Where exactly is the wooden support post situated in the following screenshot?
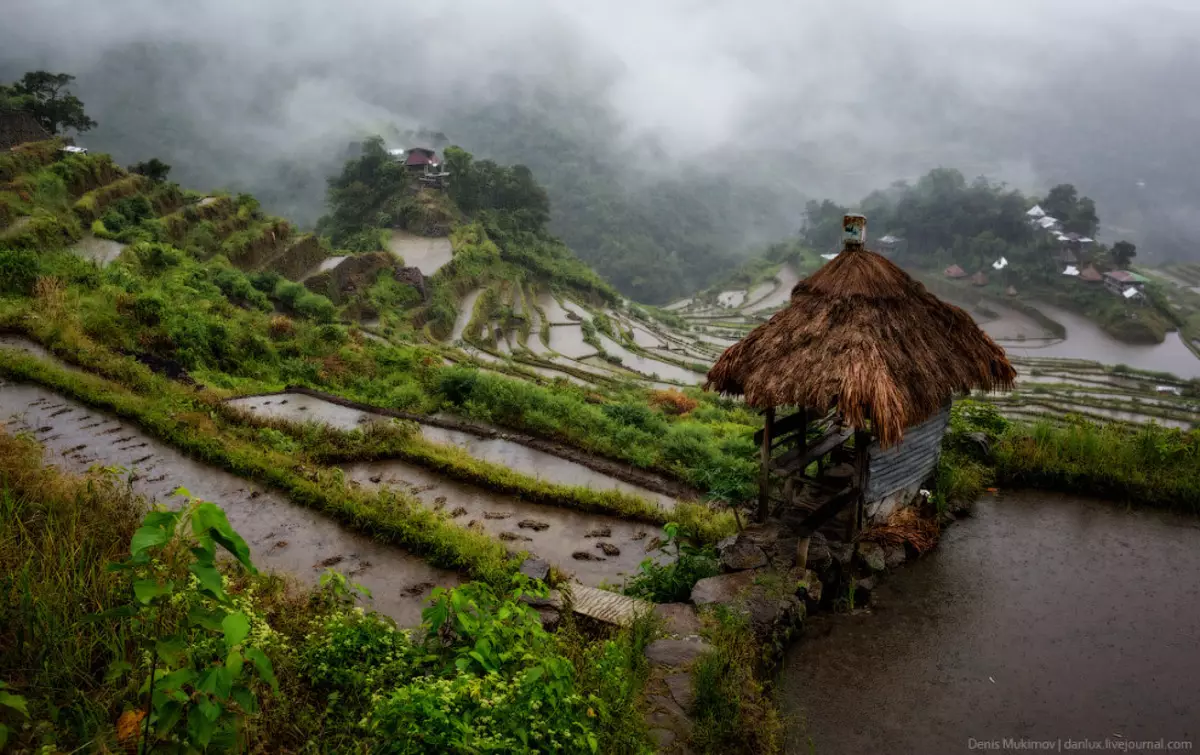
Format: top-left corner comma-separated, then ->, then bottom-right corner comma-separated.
758,407 -> 775,522
848,429 -> 871,539
796,536 -> 811,571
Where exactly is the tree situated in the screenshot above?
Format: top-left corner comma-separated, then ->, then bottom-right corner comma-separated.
1041,184 -> 1078,221
129,158 -> 171,183
1112,240 -> 1137,268
1,72 -> 96,135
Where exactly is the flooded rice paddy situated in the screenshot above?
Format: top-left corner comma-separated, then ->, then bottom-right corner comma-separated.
0,380 -> 458,626
386,230 -> 454,276
68,235 -> 127,266
224,392 -> 677,508
780,491 -> 1200,754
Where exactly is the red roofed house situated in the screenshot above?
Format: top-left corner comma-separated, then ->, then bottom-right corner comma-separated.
404,147 -> 441,173
1079,265 -> 1103,283
944,264 -> 967,279
1103,270 -> 1148,297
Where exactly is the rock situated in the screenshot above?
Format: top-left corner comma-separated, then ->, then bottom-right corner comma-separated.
665,672 -> 694,711
653,603 -> 702,636
631,530 -> 647,541
965,431 -> 991,459
585,526 -> 612,538
720,541 -> 768,572
743,593 -> 804,642
596,542 -> 620,556
499,531 -> 532,542
804,533 -> 833,571
572,550 -> 605,561
519,557 -> 551,583
644,638 -> 712,668
857,541 -> 887,572
648,728 -> 677,749
690,570 -> 762,606
521,589 -> 563,610
518,519 -> 550,531
853,576 -> 876,603
482,511 -> 512,520
645,536 -> 664,552
884,544 -> 907,569
449,507 -> 467,518
535,606 -> 561,631
715,534 -> 738,554
829,541 -> 855,566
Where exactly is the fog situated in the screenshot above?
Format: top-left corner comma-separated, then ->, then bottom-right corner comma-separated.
3,0 -> 1200,260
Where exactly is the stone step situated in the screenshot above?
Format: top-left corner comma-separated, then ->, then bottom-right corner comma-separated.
570,584 -> 651,627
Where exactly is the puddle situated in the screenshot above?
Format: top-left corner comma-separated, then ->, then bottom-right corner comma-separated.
68,235 -> 127,266
779,491 -> 1200,753
449,288 -> 485,342
387,230 -> 453,276
225,393 -> 678,508
526,306 -> 550,355
343,460 -> 663,587
0,381 -> 459,626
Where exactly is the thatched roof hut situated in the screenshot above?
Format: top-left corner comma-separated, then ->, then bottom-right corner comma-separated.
970,271 -> 988,287
706,244 -> 1015,447
1005,285 -> 1019,297
944,264 -> 967,279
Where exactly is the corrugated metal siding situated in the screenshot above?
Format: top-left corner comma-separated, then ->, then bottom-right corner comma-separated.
865,404 -> 951,502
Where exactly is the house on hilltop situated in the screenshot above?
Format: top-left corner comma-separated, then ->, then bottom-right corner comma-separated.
706,213 -> 1014,565
1079,265 -> 1103,283
400,147 -> 450,188
0,108 -> 50,151
1103,270 -> 1148,298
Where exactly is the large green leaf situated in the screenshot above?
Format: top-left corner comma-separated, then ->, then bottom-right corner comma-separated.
189,561 -> 227,603
130,525 -> 171,557
155,634 -> 188,667
133,578 -> 174,605
221,611 -> 250,649
192,503 -> 256,573
188,703 -> 216,748
244,647 -> 278,693
0,690 -> 29,718
197,666 -> 233,700
153,700 -> 184,737
187,606 -> 228,633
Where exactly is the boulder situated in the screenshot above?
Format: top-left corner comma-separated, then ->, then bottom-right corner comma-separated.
690,570 -> 762,606
829,541 -> 855,566
653,603 -> 703,636
665,672 -> 695,711
802,532 -> 833,572
720,541 -> 768,572
518,557 -> 550,583
798,569 -> 823,605
884,544 -> 907,569
535,606 -> 561,631
644,638 -> 712,668
853,576 -> 876,603
857,541 -> 887,572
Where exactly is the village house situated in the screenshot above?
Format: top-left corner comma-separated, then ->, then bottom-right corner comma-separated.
706,214 -> 1014,569
1103,270 -> 1148,297
944,264 -> 968,279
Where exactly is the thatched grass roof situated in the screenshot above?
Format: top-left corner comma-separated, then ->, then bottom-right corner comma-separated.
706,246 -> 1015,447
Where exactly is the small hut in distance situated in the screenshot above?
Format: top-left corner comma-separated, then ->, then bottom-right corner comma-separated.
706,214 -> 1014,566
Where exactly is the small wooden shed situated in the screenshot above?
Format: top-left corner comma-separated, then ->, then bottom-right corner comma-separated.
706,215 -> 1014,554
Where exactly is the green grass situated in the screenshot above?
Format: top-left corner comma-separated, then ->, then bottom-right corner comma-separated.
0,430 -> 656,753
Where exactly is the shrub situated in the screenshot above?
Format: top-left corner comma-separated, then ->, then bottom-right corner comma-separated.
650,389 -> 699,415
132,242 -> 184,274
267,315 -> 295,339
131,293 -> 165,325
295,292 -> 336,323
624,523 -> 719,603
0,248 -> 42,295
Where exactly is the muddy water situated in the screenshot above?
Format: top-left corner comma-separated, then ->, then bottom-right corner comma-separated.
225,393 -> 677,508
302,255 -> 347,280
449,288 -> 484,342
663,298 -> 693,312
525,306 -> 550,355
743,280 -> 777,309
342,460 -> 662,587
718,290 -> 747,308
0,382 -> 459,626
1000,303 -> 1200,379
387,230 -> 453,276
780,491 -> 1200,754
537,294 -> 578,324
68,235 -> 127,266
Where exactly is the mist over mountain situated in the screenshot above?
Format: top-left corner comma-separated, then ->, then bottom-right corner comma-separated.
3,0 -> 1199,301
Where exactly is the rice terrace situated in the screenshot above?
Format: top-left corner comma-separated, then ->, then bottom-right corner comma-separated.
2,47 -> 1200,755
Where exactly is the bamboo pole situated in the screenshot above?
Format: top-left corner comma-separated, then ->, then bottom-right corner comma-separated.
758,407 -> 775,521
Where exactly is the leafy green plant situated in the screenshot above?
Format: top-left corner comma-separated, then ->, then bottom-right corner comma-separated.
101,491 -> 279,752
0,681 -> 29,749
624,522 -> 719,603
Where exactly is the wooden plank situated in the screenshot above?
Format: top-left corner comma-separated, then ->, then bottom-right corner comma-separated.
771,426 -> 852,474
571,585 -> 651,627
758,407 -> 774,521
753,407 -> 810,446
792,486 -> 858,538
